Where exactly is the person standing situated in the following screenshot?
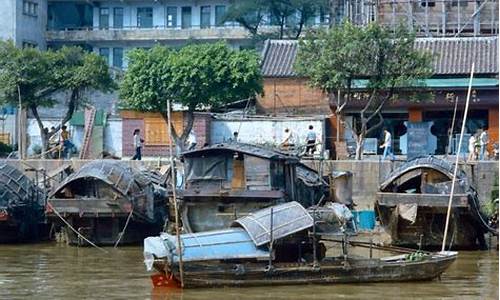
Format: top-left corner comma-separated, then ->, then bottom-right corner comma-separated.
60,125 -> 74,159
305,125 -> 317,155
187,129 -> 197,150
132,129 -> 143,160
280,128 -> 295,150
479,128 -> 489,160
380,129 -> 395,161
468,134 -> 477,162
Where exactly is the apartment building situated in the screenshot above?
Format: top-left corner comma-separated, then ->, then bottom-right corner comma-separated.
0,0 -> 47,49
45,1 -> 254,69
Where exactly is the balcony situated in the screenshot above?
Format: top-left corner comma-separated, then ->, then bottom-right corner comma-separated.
46,25 -> 251,42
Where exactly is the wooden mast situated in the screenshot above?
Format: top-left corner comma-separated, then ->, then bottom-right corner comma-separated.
167,99 -> 184,287
441,63 -> 474,252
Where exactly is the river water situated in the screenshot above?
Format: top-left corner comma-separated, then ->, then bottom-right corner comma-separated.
0,243 -> 497,300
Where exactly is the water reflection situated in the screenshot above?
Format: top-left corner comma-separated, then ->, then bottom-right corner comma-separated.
0,244 -> 497,300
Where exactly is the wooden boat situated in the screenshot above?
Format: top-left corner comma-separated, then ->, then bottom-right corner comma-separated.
177,143 -> 327,233
0,163 -> 47,243
144,201 -> 457,288
47,161 -> 168,246
375,157 -> 493,250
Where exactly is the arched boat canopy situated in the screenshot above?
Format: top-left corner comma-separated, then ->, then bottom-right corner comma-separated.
379,157 -> 468,192
50,160 -> 152,200
0,163 -> 42,209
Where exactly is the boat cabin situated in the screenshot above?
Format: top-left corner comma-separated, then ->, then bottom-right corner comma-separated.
376,157 -> 489,249
48,161 -> 167,246
179,143 -> 326,232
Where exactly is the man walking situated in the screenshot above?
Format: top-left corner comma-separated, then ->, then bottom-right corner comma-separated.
380,128 -> 395,161
132,129 -> 143,160
305,125 -> 317,155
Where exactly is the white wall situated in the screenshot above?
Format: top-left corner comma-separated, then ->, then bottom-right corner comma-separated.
211,117 -> 325,151
104,118 -> 122,157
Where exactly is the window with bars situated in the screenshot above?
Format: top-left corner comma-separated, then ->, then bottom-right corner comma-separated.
113,8 -> 123,28
100,8 -> 109,29
99,48 -> 110,65
23,1 -> 38,17
113,48 -> 123,68
137,7 -> 153,28
215,5 -> 226,27
200,6 -> 211,28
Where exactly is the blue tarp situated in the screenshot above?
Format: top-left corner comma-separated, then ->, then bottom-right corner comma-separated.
145,228 -> 269,264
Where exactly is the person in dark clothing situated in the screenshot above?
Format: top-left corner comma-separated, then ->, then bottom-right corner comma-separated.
132,129 -> 143,160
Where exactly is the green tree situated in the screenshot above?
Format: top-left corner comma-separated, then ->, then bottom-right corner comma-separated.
0,41 -> 115,155
119,42 -> 263,151
295,22 -> 433,159
225,0 -> 327,40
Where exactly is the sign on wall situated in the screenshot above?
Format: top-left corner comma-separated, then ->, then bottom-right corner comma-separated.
399,121 -> 437,160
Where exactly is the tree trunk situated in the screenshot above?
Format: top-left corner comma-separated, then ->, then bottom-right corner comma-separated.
355,134 -> 364,160
161,109 -> 195,155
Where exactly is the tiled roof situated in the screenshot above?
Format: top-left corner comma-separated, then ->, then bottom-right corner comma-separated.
261,36 -> 498,77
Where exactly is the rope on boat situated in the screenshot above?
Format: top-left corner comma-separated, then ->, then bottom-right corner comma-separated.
46,202 -> 108,253
114,208 -> 134,248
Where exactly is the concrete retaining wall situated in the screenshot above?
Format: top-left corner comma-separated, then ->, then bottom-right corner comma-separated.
3,158 -> 497,211
303,159 -> 499,210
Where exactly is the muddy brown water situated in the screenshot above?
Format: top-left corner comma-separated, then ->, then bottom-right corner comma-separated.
0,243 -> 497,300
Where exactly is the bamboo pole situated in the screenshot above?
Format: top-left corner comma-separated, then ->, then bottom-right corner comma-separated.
167,99 -> 184,287
441,63 -> 474,252
447,96 -> 459,155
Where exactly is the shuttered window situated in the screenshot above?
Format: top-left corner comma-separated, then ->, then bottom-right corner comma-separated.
144,113 -> 183,145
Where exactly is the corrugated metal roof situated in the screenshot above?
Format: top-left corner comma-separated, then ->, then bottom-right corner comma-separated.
261,37 -> 498,77
232,201 -> 313,246
181,142 -> 299,162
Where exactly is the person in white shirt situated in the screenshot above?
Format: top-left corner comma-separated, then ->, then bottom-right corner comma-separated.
479,128 -> 489,160
280,128 -> 295,150
380,129 -> 395,161
305,125 -> 317,155
132,129 -> 143,160
468,134 -> 477,162
187,130 -> 197,150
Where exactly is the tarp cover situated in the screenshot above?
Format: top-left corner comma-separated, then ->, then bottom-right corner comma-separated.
184,155 -> 228,181
232,201 -> 314,246
143,228 -> 269,268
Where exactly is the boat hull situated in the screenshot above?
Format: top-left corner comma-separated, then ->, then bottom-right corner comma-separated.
155,252 -> 457,288
54,216 -> 162,246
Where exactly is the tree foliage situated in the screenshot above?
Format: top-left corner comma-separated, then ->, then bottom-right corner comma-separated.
0,40 -> 115,154
225,0 -> 328,40
295,22 -> 433,159
119,42 -> 263,148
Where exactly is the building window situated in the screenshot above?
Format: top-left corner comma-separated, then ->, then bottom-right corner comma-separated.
137,7 -> 153,28
166,7 -> 177,28
99,8 -> 109,29
99,48 -> 110,65
22,41 -> 37,48
23,1 -> 38,17
451,0 -> 468,6
420,0 -> 436,7
113,48 -> 123,68
200,6 -> 211,28
181,7 -> 192,29
215,5 -> 226,26
113,8 -> 123,28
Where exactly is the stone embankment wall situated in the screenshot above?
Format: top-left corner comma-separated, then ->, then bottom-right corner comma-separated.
2,158 -> 497,211
303,160 -> 499,210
